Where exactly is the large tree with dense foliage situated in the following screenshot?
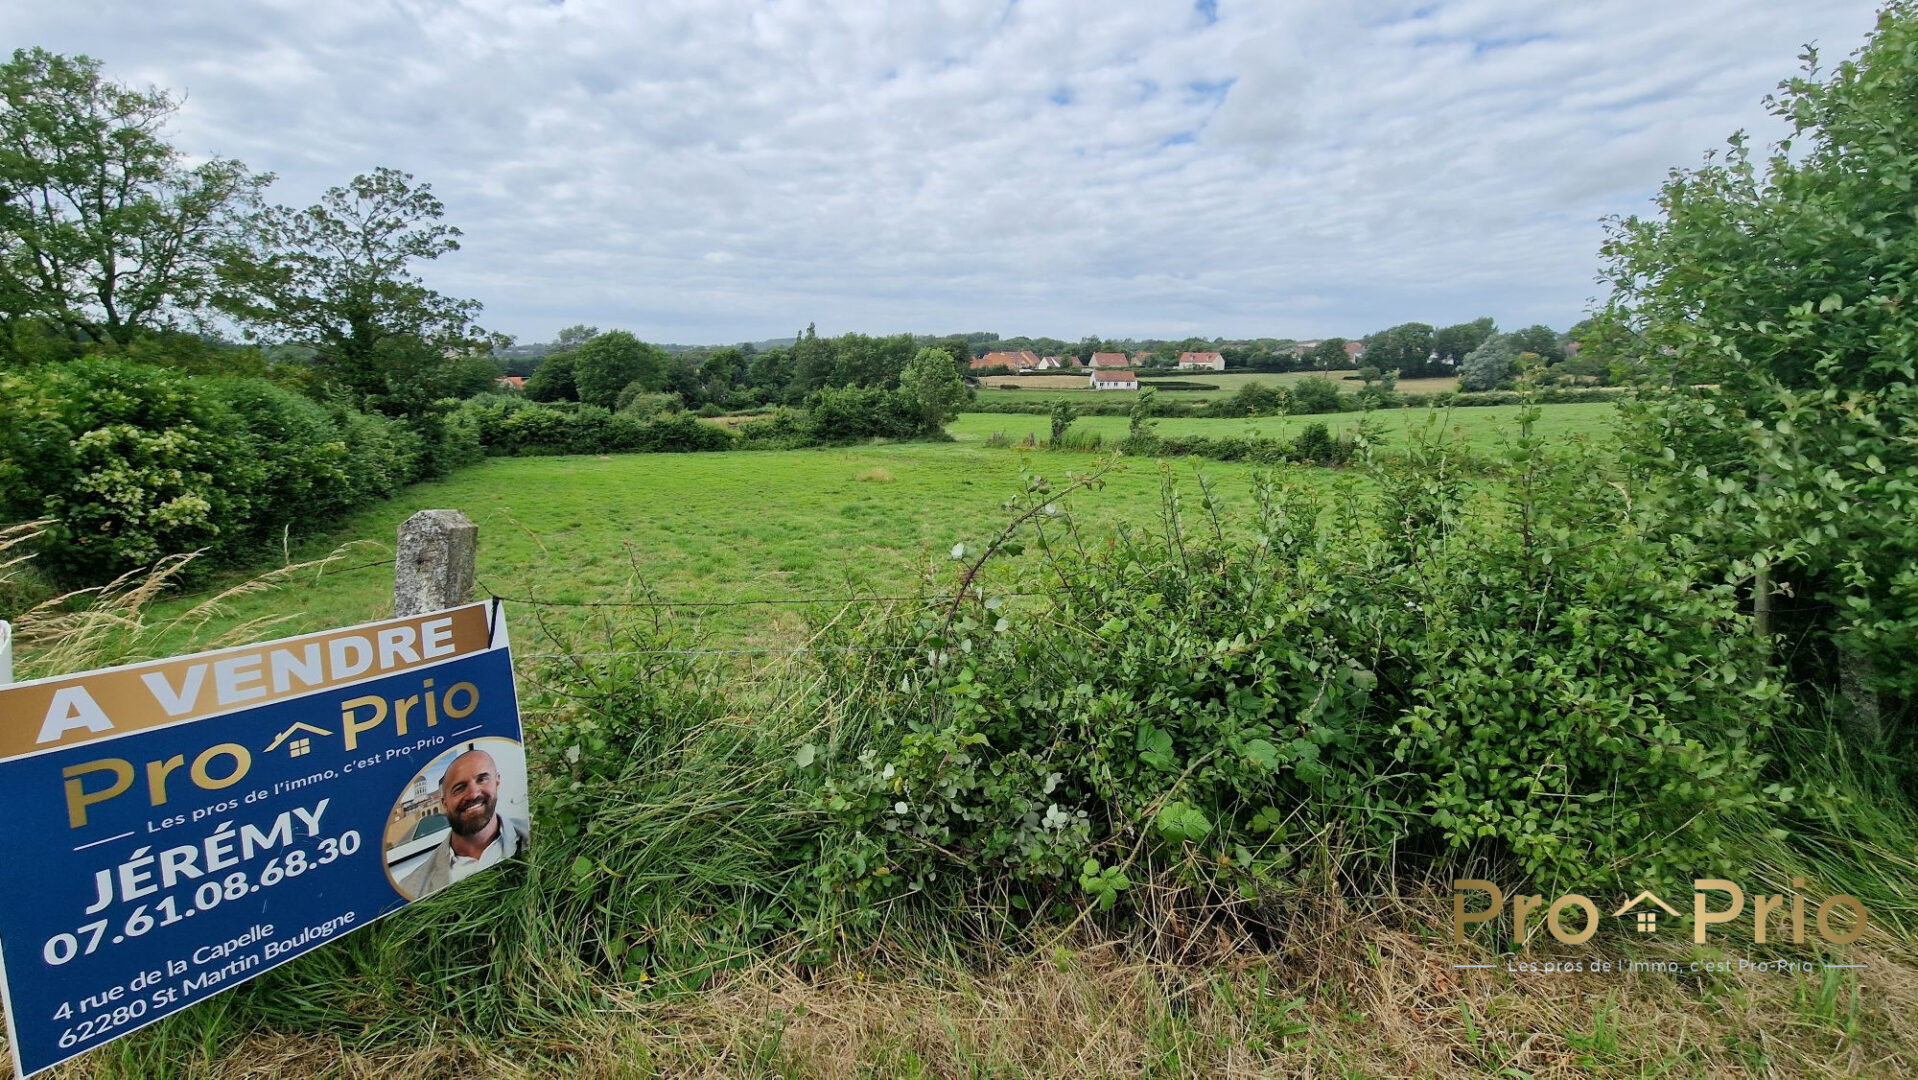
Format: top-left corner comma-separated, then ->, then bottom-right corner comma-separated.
1457,333 -> 1516,391
1600,1 -> 1918,714
570,330 -> 668,408
0,48 -> 268,355
1360,322 -> 1433,375
1433,317 -> 1495,365
1310,337 -> 1349,370
215,167 -> 498,406
1504,323 -> 1562,363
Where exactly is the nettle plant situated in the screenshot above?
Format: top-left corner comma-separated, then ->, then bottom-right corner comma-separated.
798,424 -> 1788,919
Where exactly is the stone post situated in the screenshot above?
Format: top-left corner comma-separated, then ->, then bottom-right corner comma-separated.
395,510 -> 477,617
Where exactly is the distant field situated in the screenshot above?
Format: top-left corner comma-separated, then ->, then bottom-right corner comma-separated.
952,400 -> 1620,450
978,368 -> 1461,400
979,373 -> 1094,390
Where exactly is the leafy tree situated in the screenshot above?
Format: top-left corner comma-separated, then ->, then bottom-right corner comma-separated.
1458,334 -> 1516,391
898,346 -> 966,432
698,346 -> 746,405
215,167 -> 497,406
571,330 -> 667,409
746,345 -> 793,396
1360,322 -> 1434,375
554,323 -> 598,349
1505,323 -> 1562,363
1310,337 -> 1350,370
1600,2 -> 1918,708
1433,317 -> 1496,364
524,352 -> 578,402
792,322 -> 832,394
0,48 -> 269,353
832,332 -> 915,389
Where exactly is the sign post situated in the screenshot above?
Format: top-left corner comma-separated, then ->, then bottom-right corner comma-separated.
0,601 -> 527,1077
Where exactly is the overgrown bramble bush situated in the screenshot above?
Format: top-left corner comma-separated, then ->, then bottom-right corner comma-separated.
799,418 -> 1787,918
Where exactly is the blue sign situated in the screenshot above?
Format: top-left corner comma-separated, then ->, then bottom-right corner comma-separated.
0,602 -> 526,1076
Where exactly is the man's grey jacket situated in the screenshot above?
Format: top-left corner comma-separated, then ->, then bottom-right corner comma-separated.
398,814 -> 531,899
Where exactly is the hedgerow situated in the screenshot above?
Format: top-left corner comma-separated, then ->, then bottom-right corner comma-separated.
798,414 -> 1785,920
0,357 -> 444,584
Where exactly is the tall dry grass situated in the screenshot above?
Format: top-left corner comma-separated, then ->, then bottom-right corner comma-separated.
0,520 -> 381,681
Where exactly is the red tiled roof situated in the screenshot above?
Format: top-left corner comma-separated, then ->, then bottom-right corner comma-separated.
1090,352 -> 1129,367
980,350 -> 1039,370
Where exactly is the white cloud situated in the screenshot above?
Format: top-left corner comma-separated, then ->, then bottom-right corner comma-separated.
0,0 -> 1884,342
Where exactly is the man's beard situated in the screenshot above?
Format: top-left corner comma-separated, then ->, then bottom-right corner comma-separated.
446,793 -> 496,837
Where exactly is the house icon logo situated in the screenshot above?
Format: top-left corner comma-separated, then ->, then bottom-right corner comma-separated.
264,721 -> 333,759
1612,891 -> 1681,933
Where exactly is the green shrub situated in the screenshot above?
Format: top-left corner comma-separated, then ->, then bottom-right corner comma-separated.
0,357 -> 445,584
1284,376 -> 1343,414
339,409 -> 426,502
803,386 -> 931,443
202,376 -> 356,536
0,358 -> 251,581
736,408 -> 811,450
803,428 -> 1783,917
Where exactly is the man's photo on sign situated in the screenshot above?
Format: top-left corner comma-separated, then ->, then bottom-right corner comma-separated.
384,737 -> 530,900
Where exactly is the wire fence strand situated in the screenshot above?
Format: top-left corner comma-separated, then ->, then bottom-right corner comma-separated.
481,587 -> 1038,611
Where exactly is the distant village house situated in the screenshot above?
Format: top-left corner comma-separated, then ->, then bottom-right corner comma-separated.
1177,351 -> 1225,371
974,350 -> 1040,371
1089,369 -> 1140,390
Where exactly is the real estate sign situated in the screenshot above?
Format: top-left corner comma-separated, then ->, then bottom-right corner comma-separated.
0,601 -> 527,1077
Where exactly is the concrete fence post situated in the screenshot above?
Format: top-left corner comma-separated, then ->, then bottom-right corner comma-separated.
395,510 -> 477,617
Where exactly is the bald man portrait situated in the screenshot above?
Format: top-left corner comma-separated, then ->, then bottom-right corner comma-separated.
398,745 -> 532,900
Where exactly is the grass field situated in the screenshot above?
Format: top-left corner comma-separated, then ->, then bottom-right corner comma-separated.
14,399 -> 1612,665
111,402 -> 1617,656
125,445 -> 1297,655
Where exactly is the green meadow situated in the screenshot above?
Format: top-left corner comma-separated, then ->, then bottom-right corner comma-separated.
138,401 -> 1618,654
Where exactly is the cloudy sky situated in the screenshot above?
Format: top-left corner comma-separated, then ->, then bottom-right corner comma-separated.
4,0 -> 1885,345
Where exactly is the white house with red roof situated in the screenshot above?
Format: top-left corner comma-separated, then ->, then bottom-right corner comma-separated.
1088,369 -> 1139,390
1177,351 -> 1225,371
